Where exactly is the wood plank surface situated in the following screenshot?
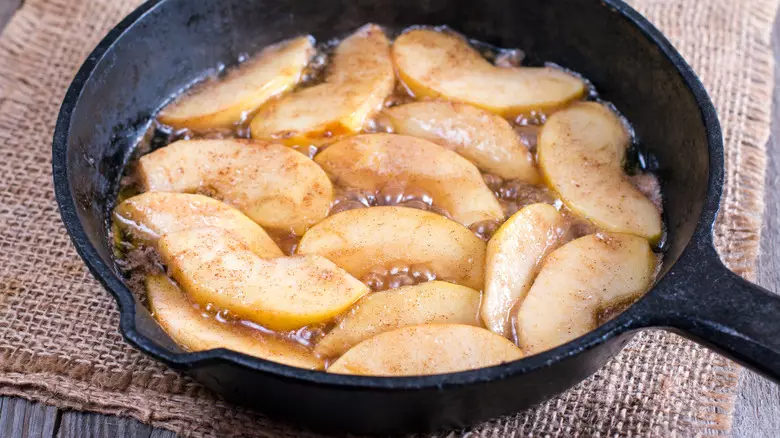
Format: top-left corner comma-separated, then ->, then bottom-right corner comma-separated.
56,411 -> 154,438
0,0 -> 18,35
0,0 -> 778,437
0,399 -> 59,438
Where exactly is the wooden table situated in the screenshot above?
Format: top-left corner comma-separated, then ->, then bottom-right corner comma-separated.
1,1 -> 778,436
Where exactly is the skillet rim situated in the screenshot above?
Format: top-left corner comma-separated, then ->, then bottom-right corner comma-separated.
52,0 -> 724,390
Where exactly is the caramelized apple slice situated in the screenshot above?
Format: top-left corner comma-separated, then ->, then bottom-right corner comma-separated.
314,134 -> 503,226
538,102 -> 662,241
328,324 -> 522,376
392,29 -> 585,118
315,282 -> 481,357
250,24 -> 394,146
158,37 -> 314,131
158,228 -> 369,331
137,139 -> 332,234
297,207 -> 486,289
114,192 -> 282,258
384,101 -> 540,182
515,233 -> 655,355
147,275 -> 323,369
482,204 -> 566,337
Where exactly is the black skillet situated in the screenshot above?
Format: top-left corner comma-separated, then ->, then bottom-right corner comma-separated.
52,0 -> 780,434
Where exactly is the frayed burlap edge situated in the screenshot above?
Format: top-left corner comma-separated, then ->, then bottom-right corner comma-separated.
712,1 -> 773,281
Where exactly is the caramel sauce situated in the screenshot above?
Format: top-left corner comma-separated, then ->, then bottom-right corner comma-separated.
328,182 -> 450,219
113,26 -> 666,362
361,263 -> 438,292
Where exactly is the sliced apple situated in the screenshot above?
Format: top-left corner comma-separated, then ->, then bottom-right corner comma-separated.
482,203 -> 567,337
314,134 -> 503,226
146,275 -> 323,369
392,29 -> 585,119
137,139 -> 333,234
538,102 -> 662,242
158,227 -> 369,331
250,24 -> 394,146
158,36 -> 315,131
315,282 -> 481,357
297,206 -> 486,289
384,101 -> 540,182
114,192 -> 282,258
328,324 -> 522,376
515,233 -> 655,355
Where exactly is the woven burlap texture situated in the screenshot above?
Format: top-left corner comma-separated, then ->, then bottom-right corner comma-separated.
0,0 -> 774,436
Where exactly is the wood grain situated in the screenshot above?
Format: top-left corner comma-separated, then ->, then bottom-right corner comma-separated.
56,411 -> 154,438
0,0 -> 19,34
0,399 -> 59,438
149,429 -> 178,438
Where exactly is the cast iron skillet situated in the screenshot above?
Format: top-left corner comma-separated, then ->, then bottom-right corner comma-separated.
52,0 -> 780,434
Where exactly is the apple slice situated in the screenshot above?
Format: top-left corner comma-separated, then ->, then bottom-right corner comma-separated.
146,275 -> 323,369
384,101 -> 540,183
158,36 -> 314,131
314,134 -> 503,226
328,324 -> 523,376
114,192 -> 283,258
538,102 -> 662,242
515,233 -> 656,355
392,29 -> 585,119
482,203 -> 567,337
137,139 -> 333,235
158,227 -> 369,331
315,281 -> 481,357
297,206 -> 486,290
250,24 -> 394,146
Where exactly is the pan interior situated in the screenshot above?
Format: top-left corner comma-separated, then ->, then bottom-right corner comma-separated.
59,0 -> 711,365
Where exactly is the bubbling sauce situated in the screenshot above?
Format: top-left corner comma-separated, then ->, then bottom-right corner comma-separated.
329,183 -> 451,219
361,263 -> 438,292
112,25 -> 665,370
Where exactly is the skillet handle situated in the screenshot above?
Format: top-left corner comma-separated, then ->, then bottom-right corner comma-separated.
636,243 -> 780,382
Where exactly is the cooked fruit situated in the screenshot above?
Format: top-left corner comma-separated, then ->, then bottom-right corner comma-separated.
146,275 -> 323,369
114,192 -> 283,258
158,228 -> 369,331
384,101 -> 540,182
314,134 -> 503,226
538,102 -> 662,241
328,324 -> 523,376
482,204 -> 566,337
158,37 -> 314,131
315,282 -> 481,357
392,29 -> 585,118
297,207 -> 486,289
250,24 -> 394,146
137,139 -> 333,234
515,233 -> 655,355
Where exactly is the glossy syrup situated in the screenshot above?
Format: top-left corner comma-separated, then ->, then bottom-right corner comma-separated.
113,26 -> 666,358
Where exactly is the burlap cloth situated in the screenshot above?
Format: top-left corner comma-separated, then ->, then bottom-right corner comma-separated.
0,0 -> 775,436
